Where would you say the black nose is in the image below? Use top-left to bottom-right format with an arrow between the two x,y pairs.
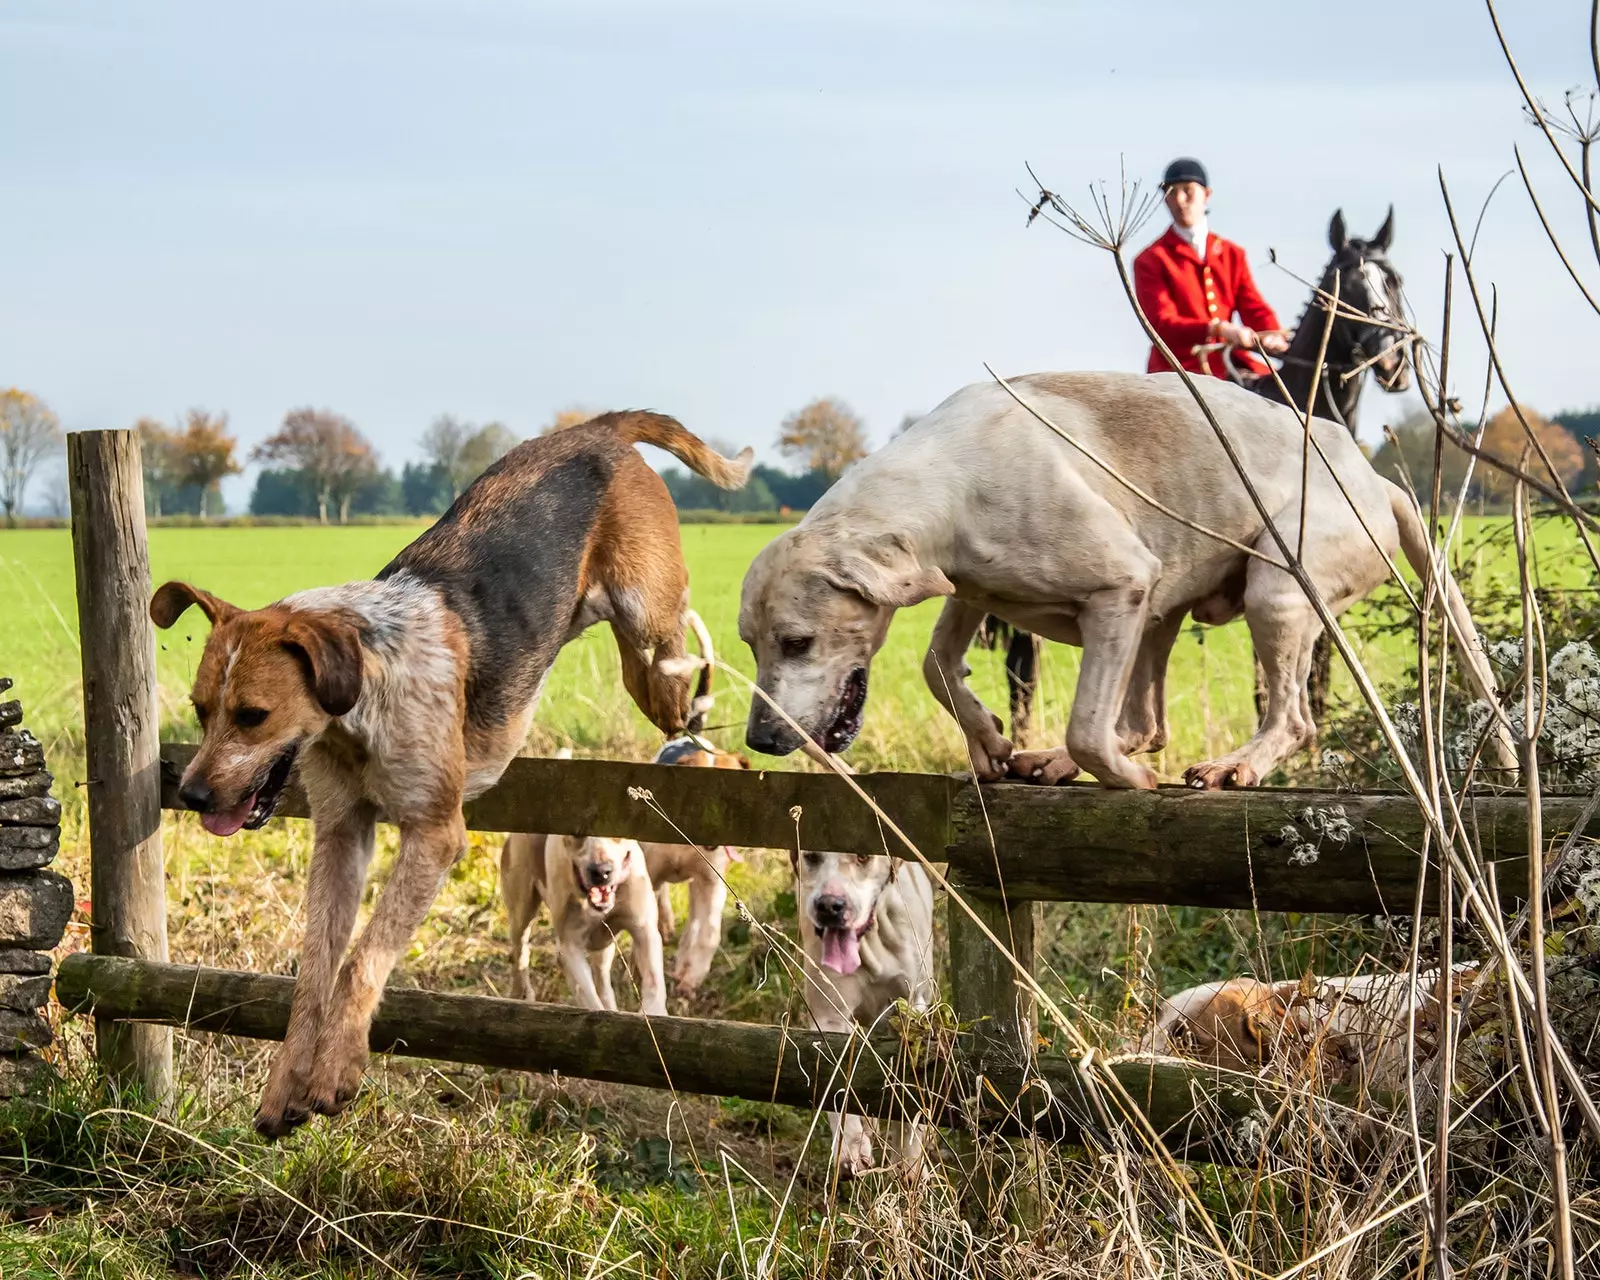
586,863 -> 613,885
178,778 -> 214,813
813,894 -> 849,928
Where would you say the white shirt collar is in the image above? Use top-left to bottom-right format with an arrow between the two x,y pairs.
1173,216 -> 1208,261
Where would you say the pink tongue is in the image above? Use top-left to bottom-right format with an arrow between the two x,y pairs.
200,796 -> 255,838
820,927 -> 862,975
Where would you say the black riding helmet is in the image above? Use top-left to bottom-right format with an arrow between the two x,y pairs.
1160,157 -> 1209,189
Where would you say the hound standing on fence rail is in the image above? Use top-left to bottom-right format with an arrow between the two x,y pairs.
740,371 -> 1515,789
149,412 -> 751,1138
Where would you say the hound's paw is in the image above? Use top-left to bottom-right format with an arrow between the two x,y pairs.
834,1129 -> 877,1179
1007,748 -> 1081,785
306,1027 -> 370,1117
253,1099 -> 313,1141
254,1045 -> 317,1140
1183,760 -> 1259,790
967,732 -> 1015,782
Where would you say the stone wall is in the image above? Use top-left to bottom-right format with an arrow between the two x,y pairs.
0,678 -> 70,1096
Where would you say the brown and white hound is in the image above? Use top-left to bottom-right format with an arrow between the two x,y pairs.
151,411 -> 749,1138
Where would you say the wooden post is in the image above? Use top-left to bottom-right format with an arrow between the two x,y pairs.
68,430 -> 172,1103
947,877 -> 1040,1226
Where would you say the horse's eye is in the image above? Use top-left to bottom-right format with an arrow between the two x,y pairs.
780,636 -> 813,659
234,707 -> 269,730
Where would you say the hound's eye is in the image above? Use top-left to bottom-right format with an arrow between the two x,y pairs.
802,851 -> 822,865
192,702 -> 210,727
233,707 -> 269,730
854,854 -> 872,866
780,636 -> 813,658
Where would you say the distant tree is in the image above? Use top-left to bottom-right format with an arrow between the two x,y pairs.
777,397 -> 868,480
172,409 -> 241,518
401,461 -> 452,516
250,468 -> 316,517
400,464 -> 451,518
253,408 -> 379,524
0,389 -> 63,526
541,407 -> 595,434
1476,406 -> 1584,502
419,414 -> 471,501
1368,411 -> 1474,501
756,463 -> 833,511
40,467 -> 69,519
458,421 -> 519,482
661,467 -> 776,513
1553,407 -> 1600,491
135,417 -> 180,517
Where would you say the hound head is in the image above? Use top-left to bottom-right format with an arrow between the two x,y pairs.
150,581 -> 364,836
554,834 -> 642,916
790,847 -> 899,976
739,523 -> 953,757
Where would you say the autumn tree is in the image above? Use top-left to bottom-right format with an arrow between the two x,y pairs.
777,397 -> 869,480
254,408 -> 379,524
173,409 -> 241,517
1475,406 -> 1584,502
0,389 -> 63,526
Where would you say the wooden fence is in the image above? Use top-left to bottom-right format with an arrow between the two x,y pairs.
56,428 -> 1598,1167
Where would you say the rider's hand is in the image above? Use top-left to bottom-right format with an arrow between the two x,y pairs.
1217,321 -> 1257,349
1257,331 -> 1290,355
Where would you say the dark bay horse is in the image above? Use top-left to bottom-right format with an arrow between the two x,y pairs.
979,207 -> 1412,745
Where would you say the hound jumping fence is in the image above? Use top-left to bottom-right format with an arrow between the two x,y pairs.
53,429 -> 1593,1167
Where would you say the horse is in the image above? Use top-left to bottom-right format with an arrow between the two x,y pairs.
979,207 -> 1412,747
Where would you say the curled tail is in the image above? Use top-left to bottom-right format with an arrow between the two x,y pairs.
1388,483 -> 1519,776
596,410 -> 753,489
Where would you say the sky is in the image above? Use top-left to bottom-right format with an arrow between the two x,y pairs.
3,0 -> 1595,511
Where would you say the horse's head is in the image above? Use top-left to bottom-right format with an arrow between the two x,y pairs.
1322,207 -> 1411,393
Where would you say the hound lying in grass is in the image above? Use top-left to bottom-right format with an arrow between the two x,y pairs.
501,832 -> 667,1016
153,412 -> 749,1137
1141,966 -> 1481,1090
740,371 -> 1513,789
792,847 -> 935,1177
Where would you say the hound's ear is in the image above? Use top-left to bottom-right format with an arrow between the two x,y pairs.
823,534 -> 955,609
281,611 -> 364,717
1371,205 -> 1394,253
150,581 -> 238,629
1328,208 -> 1349,253
888,857 -> 902,882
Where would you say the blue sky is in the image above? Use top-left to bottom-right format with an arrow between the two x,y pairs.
2,1 -> 1592,509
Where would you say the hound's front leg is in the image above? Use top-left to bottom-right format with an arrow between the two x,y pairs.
304,810 -> 466,1118
922,599 -> 1015,781
256,800 -> 376,1139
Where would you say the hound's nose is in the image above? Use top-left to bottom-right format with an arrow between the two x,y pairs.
178,778 -> 215,813
812,894 -> 849,928
586,863 -> 614,885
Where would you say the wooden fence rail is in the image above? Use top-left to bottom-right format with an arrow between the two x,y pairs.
56,954 -> 1265,1158
161,742 -> 1592,916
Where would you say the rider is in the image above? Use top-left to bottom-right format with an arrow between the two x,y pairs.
1133,157 -> 1287,382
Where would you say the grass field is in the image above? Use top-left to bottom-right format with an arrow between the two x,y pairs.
1,514 -> 1594,1276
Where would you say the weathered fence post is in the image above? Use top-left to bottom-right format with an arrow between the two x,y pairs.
68,429 -> 172,1103
947,878 -> 1040,1226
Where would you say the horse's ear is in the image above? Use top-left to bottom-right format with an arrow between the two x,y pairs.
1328,209 -> 1349,253
1371,205 -> 1394,252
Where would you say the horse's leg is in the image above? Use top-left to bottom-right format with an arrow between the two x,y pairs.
1005,628 -> 1040,747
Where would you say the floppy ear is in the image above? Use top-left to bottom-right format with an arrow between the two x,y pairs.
1371,205 -> 1394,253
1328,208 -> 1349,253
281,611 -> 364,716
822,533 -> 955,609
150,581 -> 239,629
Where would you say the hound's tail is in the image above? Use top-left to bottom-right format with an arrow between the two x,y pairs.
599,410 -> 753,489
684,608 -> 715,734
1388,484 -> 1520,776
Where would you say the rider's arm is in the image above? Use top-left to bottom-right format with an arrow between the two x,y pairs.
1231,253 -> 1281,334
1133,250 -> 1213,351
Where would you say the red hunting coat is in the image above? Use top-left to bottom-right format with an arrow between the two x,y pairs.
1132,226 -> 1281,378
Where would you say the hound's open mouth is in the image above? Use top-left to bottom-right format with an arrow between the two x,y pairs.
820,668 -> 868,754
200,745 -> 299,838
818,909 -> 876,976
584,880 -> 617,914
